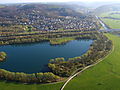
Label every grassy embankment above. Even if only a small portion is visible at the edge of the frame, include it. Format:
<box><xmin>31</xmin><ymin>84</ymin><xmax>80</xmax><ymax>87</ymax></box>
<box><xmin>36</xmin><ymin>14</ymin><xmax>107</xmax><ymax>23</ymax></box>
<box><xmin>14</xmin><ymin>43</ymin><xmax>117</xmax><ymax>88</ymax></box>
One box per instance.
<box><xmin>100</xmin><ymin>11</ymin><xmax>120</xmax><ymax>29</ymax></box>
<box><xmin>50</xmin><ymin>37</ymin><xmax>75</xmax><ymax>45</ymax></box>
<box><xmin>64</xmin><ymin>34</ymin><xmax>120</xmax><ymax>90</ymax></box>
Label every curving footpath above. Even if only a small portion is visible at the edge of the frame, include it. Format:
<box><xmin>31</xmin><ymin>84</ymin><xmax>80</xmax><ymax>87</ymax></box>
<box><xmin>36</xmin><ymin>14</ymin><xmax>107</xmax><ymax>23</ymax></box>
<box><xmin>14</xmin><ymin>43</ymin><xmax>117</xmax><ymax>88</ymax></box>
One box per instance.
<box><xmin>61</xmin><ymin>43</ymin><xmax>114</xmax><ymax>90</ymax></box>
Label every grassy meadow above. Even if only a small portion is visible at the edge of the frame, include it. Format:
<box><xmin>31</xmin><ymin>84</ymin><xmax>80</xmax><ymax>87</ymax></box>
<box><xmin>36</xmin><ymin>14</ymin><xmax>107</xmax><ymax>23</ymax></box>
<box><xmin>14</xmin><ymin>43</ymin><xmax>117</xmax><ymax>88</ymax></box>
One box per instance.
<box><xmin>99</xmin><ymin>11</ymin><xmax>120</xmax><ymax>18</ymax></box>
<box><xmin>64</xmin><ymin>34</ymin><xmax>120</xmax><ymax>90</ymax></box>
<box><xmin>50</xmin><ymin>37</ymin><xmax>74</xmax><ymax>45</ymax></box>
<box><xmin>0</xmin><ymin>81</ymin><xmax>64</xmax><ymax>90</ymax></box>
<box><xmin>100</xmin><ymin>11</ymin><xmax>120</xmax><ymax>29</ymax></box>
<box><xmin>102</xmin><ymin>19</ymin><xmax>120</xmax><ymax>29</ymax></box>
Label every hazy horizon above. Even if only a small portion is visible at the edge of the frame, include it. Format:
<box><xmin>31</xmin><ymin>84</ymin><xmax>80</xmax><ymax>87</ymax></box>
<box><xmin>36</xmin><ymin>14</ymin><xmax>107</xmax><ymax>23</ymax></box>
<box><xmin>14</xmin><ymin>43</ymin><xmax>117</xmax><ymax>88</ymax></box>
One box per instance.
<box><xmin>0</xmin><ymin>0</ymin><xmax>120</xmax><ymax>4</ymax></box>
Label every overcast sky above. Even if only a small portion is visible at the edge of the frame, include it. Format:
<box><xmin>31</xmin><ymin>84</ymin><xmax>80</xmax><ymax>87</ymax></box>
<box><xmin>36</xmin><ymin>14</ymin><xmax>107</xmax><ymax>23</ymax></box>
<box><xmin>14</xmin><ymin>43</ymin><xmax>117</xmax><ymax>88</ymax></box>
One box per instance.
<box><xmin>0</xmin><ymin>0</ymin><xmax>120</xmax><ymax>4</ymax></box>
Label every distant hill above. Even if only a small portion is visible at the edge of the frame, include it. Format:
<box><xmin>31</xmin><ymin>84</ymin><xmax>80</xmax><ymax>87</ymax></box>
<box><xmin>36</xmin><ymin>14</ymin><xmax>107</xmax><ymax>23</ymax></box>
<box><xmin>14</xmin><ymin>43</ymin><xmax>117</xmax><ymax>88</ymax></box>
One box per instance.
<box><xmin>94</xmin><ymin>4</ymin><xmax>120</xmax><ymax>15</ymax></box>
<box><xmin>0</xmin><ymin>3</ymin><xmax>87</xmax><ymax>18</ymax></box>
<box><xmin>0</xmin><ymin>3</ymin><xmax>98</xmax><ymax>31</ymax></box>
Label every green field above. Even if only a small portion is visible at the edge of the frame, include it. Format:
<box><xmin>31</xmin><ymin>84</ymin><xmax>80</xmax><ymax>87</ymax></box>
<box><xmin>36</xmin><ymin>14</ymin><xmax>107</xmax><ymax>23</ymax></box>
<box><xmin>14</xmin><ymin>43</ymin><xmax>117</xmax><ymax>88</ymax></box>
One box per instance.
<box><xmin>100</xmin><ymin>11</ymin><xmax>120</xmax><ymax>29</ymax></box>
<box><xmin>101</xmin><ymin>18</ymin><xmax>120</xmax><ymax>29</ymax></box>
<box><xmin>0</xmin><ymin>34</ymin><xmax>119</xmax><ymax>90</ymax></box>
<box><xmin>50</xmin><ymin>37</ymin><xmax>74</xmax><ymax>45</ymax></box>
<box><xmin>0</xmin><ymin>80</ymin><xmax>63</xmax><ymax>90</ymax></box>
<box><xmin>102</xmin><ymin>19</ymin><xmax>120</xmax><ymax>29</ymax></box>
<box><xmin>64</xmin><ymin>34</ymin><xmax>120</xmax><ymax>90</ymax></box>
<box><xmin>99</xmin><ymin>11</ymin><xmax>120</xmax><ymax>18</ymax></box>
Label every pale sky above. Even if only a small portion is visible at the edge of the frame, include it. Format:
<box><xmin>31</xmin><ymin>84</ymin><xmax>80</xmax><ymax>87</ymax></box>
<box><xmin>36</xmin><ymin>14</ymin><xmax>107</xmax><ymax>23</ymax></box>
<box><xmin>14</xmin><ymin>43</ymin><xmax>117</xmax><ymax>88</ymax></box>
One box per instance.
<box><xmin>0</xmin><ymin>0</ymin><xmax>120</xmax><ymax>4</ymax></box>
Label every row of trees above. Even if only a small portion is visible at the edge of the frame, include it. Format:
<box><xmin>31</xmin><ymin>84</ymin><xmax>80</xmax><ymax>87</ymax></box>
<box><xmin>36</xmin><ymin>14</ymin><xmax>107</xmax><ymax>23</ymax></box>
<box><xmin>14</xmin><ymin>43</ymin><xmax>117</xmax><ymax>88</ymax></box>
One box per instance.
<box><xmin>0</xmin><ymin>69</ymin><xmax>60</xmax><ymax>83</ymax></box>
<box><xmin>0</xmin><ymin>32</ymin><xmax>112</xmax><ymax>83</ymax></box>
<box><xmin>48</xmin><ymin>32</ymin><xmax>113</xmax><ymax>77</ymax></box>
<box><xmin>0</xmin><ymin>30</ymin><xmax>99</xmax><ymax>45</ymax></box>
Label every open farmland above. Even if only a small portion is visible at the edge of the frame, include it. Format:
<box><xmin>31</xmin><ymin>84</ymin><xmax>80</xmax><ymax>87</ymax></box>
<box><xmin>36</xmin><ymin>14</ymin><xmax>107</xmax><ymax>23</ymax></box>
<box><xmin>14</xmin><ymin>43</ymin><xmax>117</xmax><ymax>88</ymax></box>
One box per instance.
<box><xmin>100</xmin><ymin>11</ymin><xmax>120</xmax><ymax>29</ymax></box>
<box><xmin>0</xmin><ymin>81</ymin><xmax>64</xmax><ymax>90</ymax></box>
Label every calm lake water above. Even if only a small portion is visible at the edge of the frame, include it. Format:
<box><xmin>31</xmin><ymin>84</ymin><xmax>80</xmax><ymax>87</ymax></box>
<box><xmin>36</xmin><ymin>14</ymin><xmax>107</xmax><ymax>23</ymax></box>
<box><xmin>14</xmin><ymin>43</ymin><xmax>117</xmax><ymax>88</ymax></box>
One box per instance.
<box><xmin>0</xmin><ymin>40</ymin><xmax>93</xmax><ymax>73</ymax></box>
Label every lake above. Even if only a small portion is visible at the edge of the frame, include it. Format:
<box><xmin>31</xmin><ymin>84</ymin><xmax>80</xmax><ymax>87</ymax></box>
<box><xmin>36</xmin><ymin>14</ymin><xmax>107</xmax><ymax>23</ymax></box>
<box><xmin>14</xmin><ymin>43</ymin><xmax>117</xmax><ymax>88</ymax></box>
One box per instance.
<box><xmin>0</xmin><ymin>40</ymin><xmax>93</xmax><ymax>73</ymax></box>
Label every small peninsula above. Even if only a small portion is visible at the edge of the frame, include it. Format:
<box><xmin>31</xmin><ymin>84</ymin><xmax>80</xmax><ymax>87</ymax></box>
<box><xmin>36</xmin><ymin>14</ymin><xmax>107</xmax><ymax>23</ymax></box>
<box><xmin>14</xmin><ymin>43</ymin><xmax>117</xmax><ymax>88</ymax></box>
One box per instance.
<box><xmin>0</xmin><ymin>52</ymin><xmax>7</xmax><ymax>62</ymax></box>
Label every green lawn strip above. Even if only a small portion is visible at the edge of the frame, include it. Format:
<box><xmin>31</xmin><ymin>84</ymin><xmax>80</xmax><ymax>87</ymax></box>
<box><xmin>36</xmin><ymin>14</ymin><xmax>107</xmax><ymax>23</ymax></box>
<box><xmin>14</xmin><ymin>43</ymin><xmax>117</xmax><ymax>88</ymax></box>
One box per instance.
<box><xmin>101</xmin><ymin>19</ymin><xmax>120</xmax><ymax>29</ymax></box>
<box><xmin>99</xmin><ymin>11</ymin><xmax>120</xmax><ymax>29</ymax></box>
<box><xmin>64</xmin><ymin>34</ymin><xmax>120</xmax><ymax>90</ymax></box>
<box><xmin>99</xmin><ymin>11</ymin><xmax>120</xmax><ymax>18</ymax></box>
<box><xmin>50</xmin><ymin>37</ymin><xmax>75</xmax><ymax>45</ymax></box>
<box><xmin>0</xmin><ymin>80</ymin><xmax>64</xmax><ymax>90</ymax></box>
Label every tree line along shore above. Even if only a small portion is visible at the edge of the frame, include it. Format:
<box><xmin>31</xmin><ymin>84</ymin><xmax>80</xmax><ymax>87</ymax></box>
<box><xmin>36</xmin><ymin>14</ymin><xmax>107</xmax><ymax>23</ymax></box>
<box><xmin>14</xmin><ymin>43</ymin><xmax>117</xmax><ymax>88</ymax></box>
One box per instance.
<box><xmin>0</xmin><ymin>31</ymin><xmax>112</xmax><ymax>84</ymax></box>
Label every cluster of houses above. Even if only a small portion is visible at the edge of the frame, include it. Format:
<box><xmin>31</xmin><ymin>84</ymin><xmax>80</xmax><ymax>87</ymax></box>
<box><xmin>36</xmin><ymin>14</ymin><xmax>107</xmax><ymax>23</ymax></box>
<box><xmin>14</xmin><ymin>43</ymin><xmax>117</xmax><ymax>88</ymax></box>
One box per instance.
<box><xmin>0</xmin><ymin>8</ymin><xmax>98</xmax><ymax>31</ymax></box>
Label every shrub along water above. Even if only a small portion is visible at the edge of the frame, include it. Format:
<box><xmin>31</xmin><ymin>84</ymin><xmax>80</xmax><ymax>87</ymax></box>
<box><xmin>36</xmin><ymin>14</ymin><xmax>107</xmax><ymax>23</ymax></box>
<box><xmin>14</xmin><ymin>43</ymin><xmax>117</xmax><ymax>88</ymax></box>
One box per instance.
<box><xmin>0</xmin><ymin>52</ymin><xmax>7</xmax><ymax>62</ymax></box>
<box><xmin>0</xmin><ymin>32</ymin><xmax>112</xmax><ymax>83</ymax></box>
<box><xmin>0</xmin><ymin>69</ymin><xmax>61</xmax><ymax>83</ymax></box>
<box><xmin>48</xmin><ymin>32</ymin><xmax>112</xmax><ymax>77</ymax></box>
